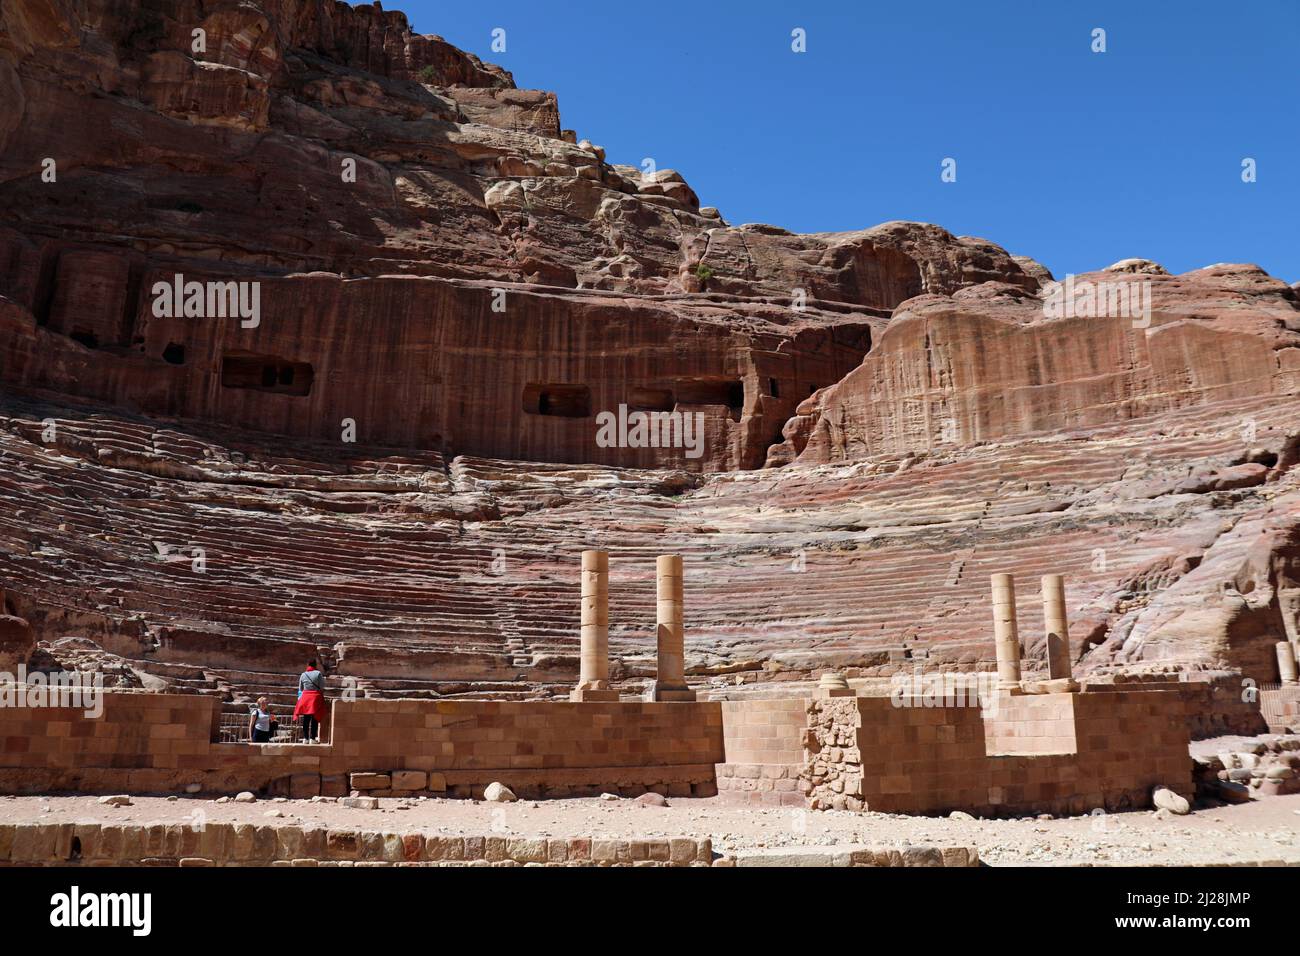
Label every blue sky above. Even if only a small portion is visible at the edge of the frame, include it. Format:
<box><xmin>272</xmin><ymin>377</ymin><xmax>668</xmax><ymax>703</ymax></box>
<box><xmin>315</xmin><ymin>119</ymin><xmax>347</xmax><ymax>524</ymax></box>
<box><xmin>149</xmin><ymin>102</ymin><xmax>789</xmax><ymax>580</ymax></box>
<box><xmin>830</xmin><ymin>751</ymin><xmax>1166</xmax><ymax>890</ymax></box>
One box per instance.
<box><xmin>399</xmin><ymin>0</ymin><xmax>1298</xmax><ymax>281</ymax></box>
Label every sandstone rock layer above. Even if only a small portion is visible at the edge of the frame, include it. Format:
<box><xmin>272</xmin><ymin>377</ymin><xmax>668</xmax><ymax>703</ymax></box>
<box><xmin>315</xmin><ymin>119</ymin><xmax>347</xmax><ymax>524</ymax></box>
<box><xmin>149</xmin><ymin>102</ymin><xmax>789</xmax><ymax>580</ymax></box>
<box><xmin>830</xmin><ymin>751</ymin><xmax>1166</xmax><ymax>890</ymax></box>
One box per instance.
<box><xmin>0</xmin><ymin>0</ymin><xmax>1297</xmax><ymax>723</ymax></box>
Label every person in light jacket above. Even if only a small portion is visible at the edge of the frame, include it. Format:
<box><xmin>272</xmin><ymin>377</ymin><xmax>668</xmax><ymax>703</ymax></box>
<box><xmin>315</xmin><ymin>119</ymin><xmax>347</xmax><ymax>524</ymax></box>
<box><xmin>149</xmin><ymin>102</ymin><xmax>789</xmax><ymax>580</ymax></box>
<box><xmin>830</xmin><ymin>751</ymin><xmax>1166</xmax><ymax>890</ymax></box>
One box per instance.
<box><xmin>247</xmin><ymin>696</ymin><xmax>275</xmax><ymax>743</ymax></box>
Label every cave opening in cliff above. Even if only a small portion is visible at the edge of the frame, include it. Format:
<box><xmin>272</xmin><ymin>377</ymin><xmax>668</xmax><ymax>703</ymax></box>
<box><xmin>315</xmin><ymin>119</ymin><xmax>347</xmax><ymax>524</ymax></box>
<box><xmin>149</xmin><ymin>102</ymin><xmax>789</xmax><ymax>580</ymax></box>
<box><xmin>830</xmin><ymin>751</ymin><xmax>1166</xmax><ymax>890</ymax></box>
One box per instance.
<box><xmin>523</xmin><ymin>384</ymin><xmax>591</xmax><ymax>418</ymax></box>
<box><xmin>69</xmin><ymin>329</ymin><xmax>98</xmax><ymax>349</ymax></box>
<box><xmin>676</xmin><ymin>378</ymin><xmax>745</xmax><ymax>421</ymax></box>
<box><xmin>768</xmin><ymin>377</ymin><xmax>780</xmax><ymax>399</ymax></box>
<box><xmin>221</xmin><ymin>353</ymin><xmax>314</xmax><ymax>396</ymax></box>
<box><xmin>162</xmin><ymin>343</ymin><xmax>185</xmax><ymax>365</ymax></box>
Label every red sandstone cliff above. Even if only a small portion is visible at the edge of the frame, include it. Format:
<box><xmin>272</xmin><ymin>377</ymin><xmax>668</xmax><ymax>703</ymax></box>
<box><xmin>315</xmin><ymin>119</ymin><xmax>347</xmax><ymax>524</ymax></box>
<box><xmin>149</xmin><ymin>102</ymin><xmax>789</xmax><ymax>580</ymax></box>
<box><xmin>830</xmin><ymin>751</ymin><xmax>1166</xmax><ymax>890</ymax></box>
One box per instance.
<box><xmin>0</xmin><ymin>0</ymin><xmax>1298</xmax><ymax>709</ymax></box>
<box><xmin>0</xmin><ymin>0</ymin><xmax>1041</xmax><ymax>471</ymax></box>
<box><xmin>775</xmin><ymin>263</ymin><xmax>1300</xmax><ymax>465</ymax></box>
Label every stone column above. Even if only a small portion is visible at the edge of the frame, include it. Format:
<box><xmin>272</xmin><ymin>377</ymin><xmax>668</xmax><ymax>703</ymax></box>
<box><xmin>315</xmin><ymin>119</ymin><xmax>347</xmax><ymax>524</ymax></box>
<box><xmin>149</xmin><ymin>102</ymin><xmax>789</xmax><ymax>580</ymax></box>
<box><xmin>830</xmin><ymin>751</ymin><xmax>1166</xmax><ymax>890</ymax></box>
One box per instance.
<box><xmin>649</xmin><ymin>554</ymin><xmax>695</xmax><ymax>701</ymax></box>
<box><xmin>991</xmin><ymin>573</ymin><xmax>1021</xmax><ymax>691</ymax></box>
<box><xmin>571</xmin><ymin>550</ymin><xmax>618</xmax><ymax>701</ymax></box>
<box><xmin>1277</xmin><ymin>641</ymin><xmax>1299</xmax><ymax>686</ymax></box>
<box><xmin>1041</xmin><ymin>574</ymin><xmax>1072</xmax><ymax>680</ymax></box>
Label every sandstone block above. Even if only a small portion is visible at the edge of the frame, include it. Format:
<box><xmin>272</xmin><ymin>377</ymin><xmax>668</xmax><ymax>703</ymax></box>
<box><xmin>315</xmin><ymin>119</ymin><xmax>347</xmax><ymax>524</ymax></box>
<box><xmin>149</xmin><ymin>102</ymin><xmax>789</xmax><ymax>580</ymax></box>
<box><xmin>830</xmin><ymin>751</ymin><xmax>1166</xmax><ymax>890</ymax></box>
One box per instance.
<box><xmin>350</xmin><ymin>773</ymin><xmax>391</xmax><ymax>791</ymax></box>
<box><xmin>391</xmin><ymin>771</ymin><xmax>427</xmax><ymax>791</ymax></box>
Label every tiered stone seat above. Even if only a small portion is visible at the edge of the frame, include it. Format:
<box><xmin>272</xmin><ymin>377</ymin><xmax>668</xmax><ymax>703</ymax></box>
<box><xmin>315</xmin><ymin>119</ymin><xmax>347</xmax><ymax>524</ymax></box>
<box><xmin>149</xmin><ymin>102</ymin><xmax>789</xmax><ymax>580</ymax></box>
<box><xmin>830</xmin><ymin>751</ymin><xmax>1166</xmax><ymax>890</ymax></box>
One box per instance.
<box><xmin>0</xmin><ymin>387</ymin><xmax>1297</xmax><ymax>704</ymax></box>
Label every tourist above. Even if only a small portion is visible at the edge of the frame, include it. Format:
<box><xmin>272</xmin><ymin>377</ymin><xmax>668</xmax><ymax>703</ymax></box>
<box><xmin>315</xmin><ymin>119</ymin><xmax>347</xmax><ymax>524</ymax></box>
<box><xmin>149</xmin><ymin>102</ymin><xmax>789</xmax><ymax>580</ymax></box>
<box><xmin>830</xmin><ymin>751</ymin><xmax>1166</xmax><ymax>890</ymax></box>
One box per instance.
<box><xmin>293</xmin><ymin>659</ymin><xmax>326</xmax><ymax>743</ymax></box>
<box><xmin>247</xmin><ymin>696</ymin><xmax>275</xmax><ymax>743</ymax></box>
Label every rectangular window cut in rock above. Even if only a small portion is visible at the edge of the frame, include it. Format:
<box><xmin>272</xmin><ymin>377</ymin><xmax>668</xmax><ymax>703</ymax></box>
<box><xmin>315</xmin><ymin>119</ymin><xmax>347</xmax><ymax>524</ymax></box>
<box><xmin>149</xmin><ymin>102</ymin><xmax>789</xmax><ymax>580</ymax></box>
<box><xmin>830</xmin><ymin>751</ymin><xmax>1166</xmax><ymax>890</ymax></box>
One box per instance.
<box><xmin>522</xmin><ymin>383</ymin><xmax>591</xmax><ymax>417</ymax></box>
<box><xmin>221</xmin><ymin>352</ymin><xmax>314</xmax><ymax>396</ymax></box>
<box><xmin>628</xmin><ymin>387</ymin><xmax>674</xmax><ymax>412</ymax></box>
<box><xmin>675</xmin><ymin>378</ymin><xmax>744</xmax><ymax>420</ymax></box>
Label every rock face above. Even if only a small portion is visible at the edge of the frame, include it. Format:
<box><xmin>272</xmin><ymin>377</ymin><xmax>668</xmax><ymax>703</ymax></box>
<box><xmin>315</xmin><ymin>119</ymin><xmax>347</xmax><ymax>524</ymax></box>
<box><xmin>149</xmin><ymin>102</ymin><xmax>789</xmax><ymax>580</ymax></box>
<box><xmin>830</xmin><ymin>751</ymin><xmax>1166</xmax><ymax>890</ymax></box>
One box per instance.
<box><xmin>778</xmin><ymin>266</ymin><xmax>1300</xmax><ymax>465</ymax></box>
<box><xmin>0</xmin><ymin>587</ymin><xmax>34</xmax><ymax>670</ymax></box>
<box><xmin>0</xmin><ymin>0</ymin><xmax>1036</xmax><ymax>472</ymax></box>
<box><xmin>0</xmin><ymin>0</ymin><xmax>1297</xmax><ymax>719</ymax></box>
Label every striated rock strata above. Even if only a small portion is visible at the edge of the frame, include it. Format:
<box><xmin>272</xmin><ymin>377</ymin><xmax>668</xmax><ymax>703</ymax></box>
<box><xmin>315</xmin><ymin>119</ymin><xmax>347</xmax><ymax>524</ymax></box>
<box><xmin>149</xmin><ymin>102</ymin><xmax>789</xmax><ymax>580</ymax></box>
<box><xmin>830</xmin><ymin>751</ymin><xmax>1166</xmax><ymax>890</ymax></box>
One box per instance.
<box><xmin>0</xmin><ymin>0</ymin><xmax>1298</xmax><ymax>729</ymax></box>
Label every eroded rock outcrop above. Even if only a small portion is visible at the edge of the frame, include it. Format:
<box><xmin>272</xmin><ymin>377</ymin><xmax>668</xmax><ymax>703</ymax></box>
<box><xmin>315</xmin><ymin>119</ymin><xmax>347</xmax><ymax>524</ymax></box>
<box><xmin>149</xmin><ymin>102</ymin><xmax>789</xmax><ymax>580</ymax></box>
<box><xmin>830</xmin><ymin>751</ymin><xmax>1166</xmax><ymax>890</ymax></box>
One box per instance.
<box><xmin>779</xmin><ymin>265</ymin><xmax>1300</xmax><ymax>465</ymax></box>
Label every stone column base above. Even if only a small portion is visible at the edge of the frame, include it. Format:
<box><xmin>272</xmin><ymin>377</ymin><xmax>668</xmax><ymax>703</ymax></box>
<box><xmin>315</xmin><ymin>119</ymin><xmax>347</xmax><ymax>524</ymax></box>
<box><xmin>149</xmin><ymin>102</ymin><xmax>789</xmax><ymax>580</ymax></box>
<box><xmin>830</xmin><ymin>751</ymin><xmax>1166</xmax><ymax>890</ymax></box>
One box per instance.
<box><xmin>569</xmin><ymin>688</ymin><xmax>621</xmax><ymax>702</ymax></box>
<box><xmin>646</xmin><ymin>682</ymin><xmax>696</xmax><ymax>702</ymax></box>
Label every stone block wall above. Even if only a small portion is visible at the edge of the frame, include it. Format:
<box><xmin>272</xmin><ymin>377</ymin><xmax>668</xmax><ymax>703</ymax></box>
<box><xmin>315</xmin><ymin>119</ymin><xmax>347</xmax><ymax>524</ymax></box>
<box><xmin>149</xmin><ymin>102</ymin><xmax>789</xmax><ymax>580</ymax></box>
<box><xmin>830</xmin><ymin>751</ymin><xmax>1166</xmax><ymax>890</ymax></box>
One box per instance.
<box><xmin>786</xmin><ymin>690</ymin><xmax>1193</xmax><ymax>816</ymax></box>
<box><xmin>715</xmin><ymin>698</ymin><xmax>808</xmax><ymax>806</ymax></box>
<box><xmin>0</xmin><ymin>692</ymin><xmax>221</xmax><ymax>779</ymax></box>
<box><xmin>806</xmin><ymin>697</ymin><xmax>998</xmax><ymax>814</ymax></box>
<box><xmin>984</xmin><ymin>693</ymin><xmax>1077</xmax><ymax>754</ymax></box>
<box><xmin>0</xmin><ymin>691</ymin><xmax>724</xmax><ymax>799</ymax></box>
<box><xmin>1084</xmin><ymin>675</ymin><xmax>1267</xmax><ymax>739</ymax></box>
<box><xmin>0</xmin><ymin>822</ymin><xmax>716</xmax><ymax>867</ymax></box>
<box><xmin>0</xmin><ymin>685</ymin><xmax>1194</xmax><ymax>816</ymax></box>
<box><xmin>0</xmin><ymin>821</ymin><xmax>984</xmax><ymax>867</ymax></box>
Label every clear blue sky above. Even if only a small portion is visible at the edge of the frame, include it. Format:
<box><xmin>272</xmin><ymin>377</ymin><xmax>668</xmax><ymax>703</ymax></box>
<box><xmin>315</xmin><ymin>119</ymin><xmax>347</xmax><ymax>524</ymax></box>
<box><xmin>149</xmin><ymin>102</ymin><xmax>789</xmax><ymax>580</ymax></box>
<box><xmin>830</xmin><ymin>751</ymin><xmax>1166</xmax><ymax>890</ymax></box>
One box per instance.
<box><xmin>398</xmin><ymin>0</ymin><xmax>1298</xmax><ymax>282</ymax></box>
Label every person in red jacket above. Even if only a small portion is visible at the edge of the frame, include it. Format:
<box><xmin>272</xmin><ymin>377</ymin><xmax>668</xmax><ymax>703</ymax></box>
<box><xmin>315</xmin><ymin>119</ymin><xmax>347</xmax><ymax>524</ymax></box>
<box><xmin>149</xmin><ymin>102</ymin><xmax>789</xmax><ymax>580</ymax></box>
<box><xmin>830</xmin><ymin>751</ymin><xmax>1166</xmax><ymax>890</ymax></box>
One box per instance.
<box><xmin>293</xmin><ymin>659</ymin><xmax>326</xmax><ymax>743</ymax></box>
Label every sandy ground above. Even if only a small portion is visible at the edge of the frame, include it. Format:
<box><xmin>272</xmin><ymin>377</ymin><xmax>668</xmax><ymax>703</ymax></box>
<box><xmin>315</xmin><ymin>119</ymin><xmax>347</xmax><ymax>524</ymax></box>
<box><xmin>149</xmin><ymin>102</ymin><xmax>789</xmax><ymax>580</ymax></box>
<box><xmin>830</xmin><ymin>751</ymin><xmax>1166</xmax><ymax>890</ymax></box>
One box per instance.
<box><xmin>4</xmin><ymin>791</ymin><xmax>1298</xmax><ymax>866</ymax></box>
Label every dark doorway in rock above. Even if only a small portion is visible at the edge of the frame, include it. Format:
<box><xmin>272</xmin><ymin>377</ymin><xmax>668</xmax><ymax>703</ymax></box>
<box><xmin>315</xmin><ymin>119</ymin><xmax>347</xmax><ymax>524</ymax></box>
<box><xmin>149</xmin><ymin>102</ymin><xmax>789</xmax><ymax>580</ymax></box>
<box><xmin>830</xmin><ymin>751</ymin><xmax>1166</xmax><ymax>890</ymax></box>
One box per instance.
<box><xmin>676</xmin><ymin>378</ymin><xmax>745</xmax><ymax>421</ymax></box>
<box><xmin>221</xmin><ymin>353</ymin><xmax>314</xmax><ymax>396</ymax></box>
<box><xmin>523</xmin><ymin>383</ymin><xmax>591</xmax><ymax>418</ymax></box>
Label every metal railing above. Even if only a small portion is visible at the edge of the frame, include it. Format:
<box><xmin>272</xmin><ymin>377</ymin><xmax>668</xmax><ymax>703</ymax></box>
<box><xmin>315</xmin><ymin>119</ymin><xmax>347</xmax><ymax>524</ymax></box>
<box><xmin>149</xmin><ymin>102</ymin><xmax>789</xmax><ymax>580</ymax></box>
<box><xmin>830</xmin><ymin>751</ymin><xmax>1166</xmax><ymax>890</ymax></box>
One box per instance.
<box><xmin>218</xmin><ymin>712</ymin><xmax>306</xmax><ymax>744</ymax></box>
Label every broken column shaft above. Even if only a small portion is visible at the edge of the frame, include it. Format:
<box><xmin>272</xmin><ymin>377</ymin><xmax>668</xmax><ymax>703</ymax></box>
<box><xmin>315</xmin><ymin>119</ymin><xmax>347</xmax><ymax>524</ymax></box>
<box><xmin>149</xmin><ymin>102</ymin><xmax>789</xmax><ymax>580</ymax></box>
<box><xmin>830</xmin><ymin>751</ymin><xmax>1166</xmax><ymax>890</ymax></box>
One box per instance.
<box><xmin>649</xmin><ymin>554</ymin><xmax>695</xmax><ymax>702</ymax></box>
<box><xmin>991</xmin><ymin>573</ymin><xmax>1022</xmax><ymax>691</ymax></box>
<box><xmin>1277</xmin><ymin>641</ymin><xmax>1299</xmax><ymax>686</ymax></box>
<box><xmin>1041</xmin><ymin>574</ymin><xmax>1072</xmax><ymax>680</ymax></box>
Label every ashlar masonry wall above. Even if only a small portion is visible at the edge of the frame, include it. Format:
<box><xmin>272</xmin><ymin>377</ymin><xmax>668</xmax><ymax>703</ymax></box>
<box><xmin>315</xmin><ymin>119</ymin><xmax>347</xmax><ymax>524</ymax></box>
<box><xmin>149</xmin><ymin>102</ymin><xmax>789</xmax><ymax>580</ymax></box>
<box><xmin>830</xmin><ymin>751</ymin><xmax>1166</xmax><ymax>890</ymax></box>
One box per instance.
<box><xmin>719</xmin><ymin>689</ymin><xmax>1193</xmax><ymax>817</ymax></box>
<box><xmin>715</xmin><ymin>698</ymin><xmax>807</xmax><ymax>806</ymax></box>
<box><xmin>0</xmin><ymin>691</ymin><xmax>724</xmax><ymax>799</ymax></box>
<box><xmin>0</xmin><ymin>685</ymin><xmax>1193</xmax><ymax>815</ymax></box>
